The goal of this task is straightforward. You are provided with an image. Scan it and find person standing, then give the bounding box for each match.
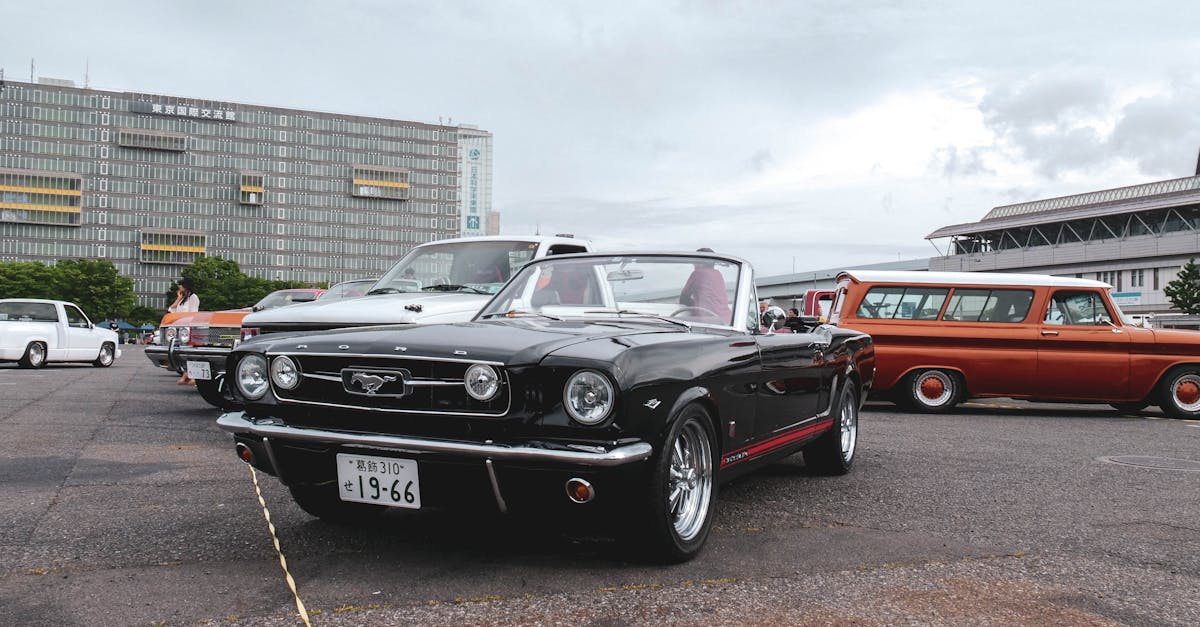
[169,277,200,384]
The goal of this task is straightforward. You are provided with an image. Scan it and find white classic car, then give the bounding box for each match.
[0,299,120,368]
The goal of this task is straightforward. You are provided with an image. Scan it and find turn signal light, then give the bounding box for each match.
[565,478,595,504]
[235,442,255,465]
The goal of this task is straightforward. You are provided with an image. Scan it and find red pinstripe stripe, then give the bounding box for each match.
[720,418,834,469]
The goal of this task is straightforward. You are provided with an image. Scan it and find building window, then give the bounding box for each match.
[139,230,206,265]
[1130,269,1145,288]
[0,168,83,226]
[117,128,188,152]
[239,171,265,205]
[351,165,410,200]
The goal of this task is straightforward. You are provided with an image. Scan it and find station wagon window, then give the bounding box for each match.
[943,289,1034,323]
[63,305,89,328]
[857,286,949,320]
[1045,291,1114,326]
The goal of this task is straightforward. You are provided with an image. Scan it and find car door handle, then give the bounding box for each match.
[1041,330,1059,336]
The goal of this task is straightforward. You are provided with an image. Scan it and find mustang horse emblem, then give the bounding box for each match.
[350,372,397,395]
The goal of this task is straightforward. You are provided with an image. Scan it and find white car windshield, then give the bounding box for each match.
[369,240,541,296]
[477,255,741,327]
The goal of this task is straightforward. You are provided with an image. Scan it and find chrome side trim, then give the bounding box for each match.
[217,412,652,467]
[485,459,508,514]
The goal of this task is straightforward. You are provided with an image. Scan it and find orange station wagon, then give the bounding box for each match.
[830,270,1200,418]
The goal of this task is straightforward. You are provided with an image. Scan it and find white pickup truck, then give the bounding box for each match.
[0,299,120,368]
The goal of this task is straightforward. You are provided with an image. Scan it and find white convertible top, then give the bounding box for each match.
[836,270,1111,289]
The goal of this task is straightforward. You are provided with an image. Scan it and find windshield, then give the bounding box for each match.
[317,280,374,300]
[370,240,541,296]
[477,255,741,327]
[254,291,317,310]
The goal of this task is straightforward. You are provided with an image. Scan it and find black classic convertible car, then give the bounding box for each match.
[217,251,875,561]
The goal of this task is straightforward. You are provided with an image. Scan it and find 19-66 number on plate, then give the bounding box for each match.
[336,453,421,509]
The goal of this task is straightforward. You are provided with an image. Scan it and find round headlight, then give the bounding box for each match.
[564,370,614,425]
[165,327,178,341]
[270,355,300,390]
[177,327,191,343]
[235,354,270,400]
[464,364,500,401]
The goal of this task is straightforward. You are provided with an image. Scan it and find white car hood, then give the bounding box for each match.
[241,292,492,326]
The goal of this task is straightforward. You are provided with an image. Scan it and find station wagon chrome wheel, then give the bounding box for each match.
[906,369,958,412]
[1160,367,1200,419]
[669,419,713,542]
[1171,374,1200,411]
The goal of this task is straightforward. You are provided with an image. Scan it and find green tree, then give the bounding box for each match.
[52,259,137,321]
[126,304,162,327]
[172,256,312,311]
[1164,258,1200,314]
[0,261,58,299]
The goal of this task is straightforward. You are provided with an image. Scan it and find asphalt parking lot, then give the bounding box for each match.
[2,346,1198,626]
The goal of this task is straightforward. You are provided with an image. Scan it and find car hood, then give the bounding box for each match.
[240,292,491,326]
[243,318,692,366]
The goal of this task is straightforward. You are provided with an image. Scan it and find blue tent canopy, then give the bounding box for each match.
[105,320,138,330]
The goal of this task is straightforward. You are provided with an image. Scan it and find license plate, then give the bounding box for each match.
[335,453,421,509]
[186,360,212,380]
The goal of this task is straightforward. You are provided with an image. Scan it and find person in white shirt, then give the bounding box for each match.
[169,277,200,384]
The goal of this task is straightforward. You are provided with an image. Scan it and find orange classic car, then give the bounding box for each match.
[145,288,323,407]
[830,270,1200,419]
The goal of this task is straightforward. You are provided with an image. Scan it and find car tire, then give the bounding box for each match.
[901,369,962,413]
[637,404,718,563]
[803,381,859,476]
[92,343,116,368]
[18,342,47,369]
[196,375,239,410]
[288,483,386,524]
[1109,402,1149,414]
[1157,366,1200,420]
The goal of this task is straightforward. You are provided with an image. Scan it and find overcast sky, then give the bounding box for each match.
[6,1,1200,276]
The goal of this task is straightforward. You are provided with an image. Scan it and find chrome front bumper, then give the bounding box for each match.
[216,411,654,467]
[145,340,231,373]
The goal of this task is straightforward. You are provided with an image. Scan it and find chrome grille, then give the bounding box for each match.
[272,353,509,416]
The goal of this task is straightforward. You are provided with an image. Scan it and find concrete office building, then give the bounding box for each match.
[927,174,1200,325]
[0,77,492,307]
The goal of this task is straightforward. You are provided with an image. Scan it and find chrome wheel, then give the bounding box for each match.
[95,344,115,367]
[839,392,858,462]
[907,369,958,411]
[20,342,46,369]
[667,418,713,542]
[1170,372,1200,413]
[1157,367,1200,419]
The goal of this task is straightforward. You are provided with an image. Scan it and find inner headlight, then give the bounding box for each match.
[270,355,300,390]
[464,363,500,401]
[177,327,191,344]
[564,370,614,425]
[235,354,270,400]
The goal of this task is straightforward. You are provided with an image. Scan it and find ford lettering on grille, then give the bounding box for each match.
[342,368,411,397]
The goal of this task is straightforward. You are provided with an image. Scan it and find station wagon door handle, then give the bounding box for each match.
[1041,330,1059,336]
